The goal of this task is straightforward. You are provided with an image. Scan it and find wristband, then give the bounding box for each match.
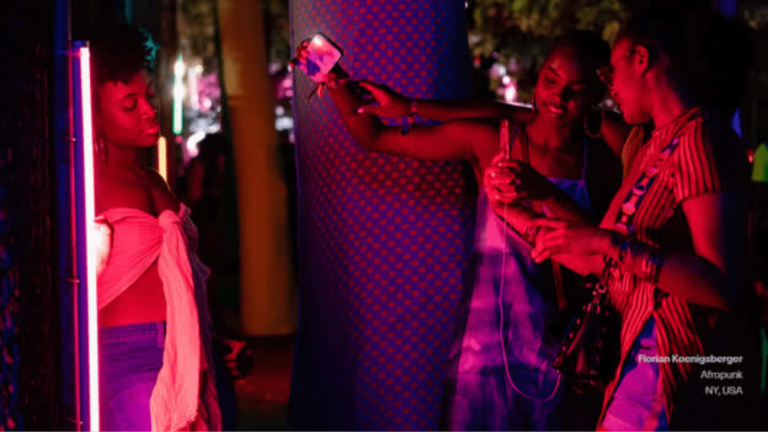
[401,99,419,135]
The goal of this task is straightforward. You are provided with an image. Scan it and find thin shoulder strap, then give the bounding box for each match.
[521,124,567,311]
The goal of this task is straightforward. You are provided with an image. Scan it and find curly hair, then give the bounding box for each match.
[85,21,158,86]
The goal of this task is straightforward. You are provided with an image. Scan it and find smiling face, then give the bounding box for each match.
[95,69,160,148]
[533,45,601,127]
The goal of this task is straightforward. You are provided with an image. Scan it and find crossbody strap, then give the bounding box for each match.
[614,137,681,235]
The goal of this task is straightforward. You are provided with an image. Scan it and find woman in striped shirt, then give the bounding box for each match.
[490,9,761,431]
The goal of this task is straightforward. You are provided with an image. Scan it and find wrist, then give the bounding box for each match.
[634,244,662,284]
[401,99,419,135]
[607,232,625,260]
[408,99,419,118]
[615,239,663,284]
[328,64,349,80]
[507,206,530,227]
[326,68,350,89]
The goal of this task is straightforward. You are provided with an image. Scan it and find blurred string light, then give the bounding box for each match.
[182,122,222,164]
[490,62,507,79]
[503,84,518,103]
[276,116,294,132]
[188,64,200,111]
[173,54,185,135]
[185,131,207,159]
[275,105,293,132]
[491,61,518,103]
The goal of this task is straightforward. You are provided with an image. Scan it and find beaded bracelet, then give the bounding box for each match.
[642,248,663,285]
[617,238,631,268]
[401,99,419,135]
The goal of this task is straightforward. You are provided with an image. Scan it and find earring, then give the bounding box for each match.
[584,110,604,139]
[96,137,107,166]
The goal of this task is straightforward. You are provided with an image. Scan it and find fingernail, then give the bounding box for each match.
[357,108,364,114]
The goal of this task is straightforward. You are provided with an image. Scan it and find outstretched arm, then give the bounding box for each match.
[354,80,535,123]
[355,80,633,158]
[326,70,496,161]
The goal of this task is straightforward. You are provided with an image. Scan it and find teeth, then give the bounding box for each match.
[549,105,564,114]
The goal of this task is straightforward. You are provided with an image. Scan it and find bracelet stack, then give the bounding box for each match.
[641,248,662,285]
[401,99,419,135]
[613,236,663,285]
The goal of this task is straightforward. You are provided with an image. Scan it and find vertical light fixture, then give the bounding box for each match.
[157,136,168,181]
[78,45,100,432]
[173,54,185,135]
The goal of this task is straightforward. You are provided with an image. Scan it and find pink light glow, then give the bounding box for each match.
[503,84,518,103]
[79,46,101,431]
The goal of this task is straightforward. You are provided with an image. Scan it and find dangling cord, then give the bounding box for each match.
[498,128,561,402]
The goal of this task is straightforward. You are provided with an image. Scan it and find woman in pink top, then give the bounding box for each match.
[88,23,221,431]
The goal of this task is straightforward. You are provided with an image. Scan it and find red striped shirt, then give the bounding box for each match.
[597,107,745,424]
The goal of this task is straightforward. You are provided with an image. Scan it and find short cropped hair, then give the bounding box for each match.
[85,21,158,86]
[617,8,753,115]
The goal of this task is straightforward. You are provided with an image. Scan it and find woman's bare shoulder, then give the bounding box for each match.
[142,168,180,213]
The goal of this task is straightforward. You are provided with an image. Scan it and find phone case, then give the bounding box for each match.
[297,33,344,83]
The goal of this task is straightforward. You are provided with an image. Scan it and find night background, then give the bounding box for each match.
[2,0,767,430]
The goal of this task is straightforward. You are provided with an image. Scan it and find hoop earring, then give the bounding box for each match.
[584,110,604,139]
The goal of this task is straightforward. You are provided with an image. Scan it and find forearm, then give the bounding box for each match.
[414,98,533,123]
[604,237,736,311]
[496,204,601,275]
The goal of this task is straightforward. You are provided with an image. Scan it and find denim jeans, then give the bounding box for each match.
[99,322,165,431]
[601,317,669,431]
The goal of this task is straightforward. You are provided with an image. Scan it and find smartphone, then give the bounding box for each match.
[296,33,344,82]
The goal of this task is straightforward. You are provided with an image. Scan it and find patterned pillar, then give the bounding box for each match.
[289,1,475,430]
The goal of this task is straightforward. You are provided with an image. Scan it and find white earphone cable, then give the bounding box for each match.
[498,195,561,402]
